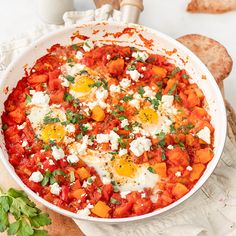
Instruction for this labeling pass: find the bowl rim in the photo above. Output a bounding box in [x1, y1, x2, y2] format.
[0, 21, 227, 223]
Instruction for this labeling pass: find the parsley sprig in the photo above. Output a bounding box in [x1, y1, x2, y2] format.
[0, 188, 51, 236]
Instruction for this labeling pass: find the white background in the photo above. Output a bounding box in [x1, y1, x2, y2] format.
[0, 0, 235, 110]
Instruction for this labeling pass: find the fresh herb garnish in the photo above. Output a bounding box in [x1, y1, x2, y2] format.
[0, 188, 51, 236]
[110, 198, 121, 205]
[42, 144, 51, 151]
[118, 138, 127, 149]
[64, 92, 73, 102]
[66, 111, 84, 124]
[138, 86, 145, 97]
[167, 83, 177, 95]
[161, 149, 166, 161]
[147, 166, 156, 174]
[182, 74, 189, 79]
[156, 132, 166, 148]
[122, 95, 133, 102]
[25, 94, 32, 104]
[89, 79, 108, 90]
[65, 75, 75, 83]
[43, 116, 60, 124]
[71, 44, 78, 50]
[174, 94, 182, 103]
[127, 65, 136, 71]
[170, 124, 176, 134]
[67, 58, 74, 63]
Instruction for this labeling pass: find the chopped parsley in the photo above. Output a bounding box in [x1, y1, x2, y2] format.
[156, 132, 166, 148]
[174, 94, 182, 103]
[167, 83, 177, 95]
[65, 75, 75, 83]
[69, 171, 75, 182]
[138, 86, 145, 97]
[64, 92, 73, 102]
[170, 124, 177, 134]
[42, 144, 51, 151]
[122, 95, 133, 102]
[127, 65, 136, 71]
[161, 149, 166, 161]
[66, 111, 84, 124]
[2, 124, 8, 131]
[110, 198, 121, 205]
[67, 58, 74, 63]
[43, 116, 60, 124]
[90, 79, 108, 90]
[147, 166, 156, 174]
[182, 74, 189, 79]
[71, 44, 78, 50]
[25, 94, 32, 104]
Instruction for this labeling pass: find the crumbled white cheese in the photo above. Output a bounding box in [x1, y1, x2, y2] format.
[96, 133, 110, 143]
[83, 40, 94, 52]
[132, 51, 149, 62]
[29, 89, 36, 95]
[120, 191, 131, 198]
[106, 54, 111, 60]
[126, 69, 141, 82]
[186, 166, 193, 171]
[196, 126, 211, 144]
[96, 88, 108, 101]
[161, 95, 174, 107]
[64, 136, 75, 144]
[31, 91, 50, 106]
[65, 124, 75, 133]
[65, 63, 85, 76]
[50, 182, 61, 196]
[67, 154, 79, 164]
[29, 171, 43, 183]
[76, 51, 83, 60]
[109, 131, 120, 150]
[84, 123, 92, 131]
[76, 135, 89, 155]
[52, 146, 65, 160]
[130, 137, 152, 157]
[119, 148, 128, 156]
[141, 66, 146, 71]
[175, 171, 182, 177]
[129, 99, 141, 109]
[17, 122, 26, 130]
[77, 203, 94, 217]
[21, 140, 28, 147]
[120, 119, 129, 128]
[48, 159, 55, 166]
[109, 84, 121, 93]
[167, 145, 174, 150]
[143, 86, 156, 99]
[119, 78, 131, 88]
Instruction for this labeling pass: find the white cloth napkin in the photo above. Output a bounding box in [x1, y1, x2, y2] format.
[1, 5, 236, 236]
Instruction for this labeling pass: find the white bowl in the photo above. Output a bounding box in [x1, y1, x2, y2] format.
[0, 21, 227, 223]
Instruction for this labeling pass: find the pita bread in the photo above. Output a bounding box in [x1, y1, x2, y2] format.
[177, 34, 233, 83]
[187, 0, 236, 13]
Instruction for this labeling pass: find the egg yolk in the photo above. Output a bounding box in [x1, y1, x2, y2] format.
[139, 107, 158, 124]
[70, 75, 94, 93]
[114, 158, 137, 178]
[41, 123, 66, 143]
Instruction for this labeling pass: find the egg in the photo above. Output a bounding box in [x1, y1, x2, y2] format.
[69, 75, 95, 99]
[136, 94, 177, 137]
[77, 150, 159, 192]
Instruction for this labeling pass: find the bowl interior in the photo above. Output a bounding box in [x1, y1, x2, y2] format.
[0, 22, 227, 223]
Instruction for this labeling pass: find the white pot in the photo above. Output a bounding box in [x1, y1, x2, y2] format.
[0, 22, 227, 223]
[35, 0, 75, 25]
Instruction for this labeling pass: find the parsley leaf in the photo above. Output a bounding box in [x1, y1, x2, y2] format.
[138, 86, 145, 97]
[122, 95, 133, 102]
[43, 116, 60, 124]
[71, 44, 78, 50]
[110, 198, 121, 205]
[65, 75, 75, 83]
[147, 167, 156, 174]
[25, 94, 32, 104]
[167, 83, 177, 95]
[0, 188, 51, 235]
[64, 92, 73, 102]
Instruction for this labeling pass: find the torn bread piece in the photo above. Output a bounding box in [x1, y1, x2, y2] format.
[177, 34, 233, 83]
[187, 0, 236, 13]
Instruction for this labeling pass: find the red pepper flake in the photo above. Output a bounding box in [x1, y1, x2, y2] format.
[163, 48, 177, 56]
[138, 34, 154, 49]
[92, 29, 100, 35]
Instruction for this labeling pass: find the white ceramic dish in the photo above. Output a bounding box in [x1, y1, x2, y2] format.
[0, 21, 227, 223]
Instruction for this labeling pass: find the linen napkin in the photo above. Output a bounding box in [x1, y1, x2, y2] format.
[1, 4, 236, 236]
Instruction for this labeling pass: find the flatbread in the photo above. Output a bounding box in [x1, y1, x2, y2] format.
[177, 34, 233, 83]
[187, 0, 236, 13]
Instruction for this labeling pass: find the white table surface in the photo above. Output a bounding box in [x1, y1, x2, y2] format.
[1, 0, 235, 110]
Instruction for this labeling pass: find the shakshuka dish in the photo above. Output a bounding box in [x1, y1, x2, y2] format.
[1, 40, 214, 218]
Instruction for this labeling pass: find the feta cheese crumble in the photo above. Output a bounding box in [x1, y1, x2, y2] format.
[175, 171, 182, 177]
[83, 40, 94, 52]
[196, 126, 211, 144]
[30, 91, 50, 106]
[29, 171, 43, 183]
[67, 154, 79, 164]
[50, 183, 61, 196]
[126, 69, 141, 82]
[76, 51, 83, 60]
[132, 51, 149, 62]
[120, 119, 129, 128]
[130, 137, 152, 157]
[120, 78, 131, 88]
[119, 148, 128, 156]
[109, 84, 121, 93]
[52, 146, 65, 160]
